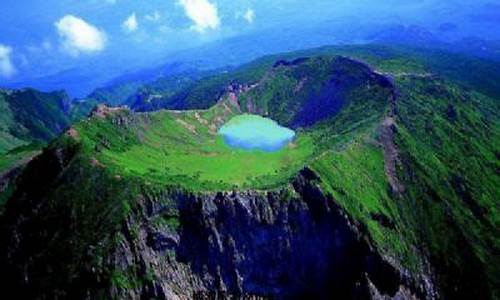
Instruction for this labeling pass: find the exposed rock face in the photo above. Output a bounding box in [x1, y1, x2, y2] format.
[108, 169, 431, 300]
[91, 104, 128, 119]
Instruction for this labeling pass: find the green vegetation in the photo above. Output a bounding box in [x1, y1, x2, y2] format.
[394, 76, 500, 298]
[0, 142, 43, 172]
[86, 81, 144, 107]
[75, 106, 316, 191]
[0, 89, 72, 145]
[312, 142, 420, 269]
[0, 89, 74, 175]
[131, 60, 272, 112]
[311, 73, 499, 298]
[284, 44, 500, 99]
[71, 56, 393, 191]
[1, 45, 499, 299]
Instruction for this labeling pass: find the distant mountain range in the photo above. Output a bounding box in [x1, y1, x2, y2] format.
[3, 22, 500, 99]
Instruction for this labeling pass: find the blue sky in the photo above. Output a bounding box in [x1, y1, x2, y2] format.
[0, 0, 497, 95]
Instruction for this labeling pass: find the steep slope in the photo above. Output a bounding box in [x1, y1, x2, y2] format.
[0, 88, 94, 212]
[393, 75, 499, 299]
[130, 62, 271, 112]
[0, 88, 71, 199]
[127, 44, 500, 116]
[0, 88, 72, 154]
[0, 50, 499, 299]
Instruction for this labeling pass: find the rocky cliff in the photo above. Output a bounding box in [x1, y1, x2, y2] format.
[107, 168, 438, 299]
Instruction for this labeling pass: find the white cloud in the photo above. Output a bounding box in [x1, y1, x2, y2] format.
[177, 0, 220, 33]
[145, 11, 161, 22]
[55, 15, 107, 56]
[0, 44, 16, 78]
[243, 9, 255, 23]
[122, 13, 139, 32]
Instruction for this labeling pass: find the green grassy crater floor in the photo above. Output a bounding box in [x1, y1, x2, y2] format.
[77, 104, 317, 191]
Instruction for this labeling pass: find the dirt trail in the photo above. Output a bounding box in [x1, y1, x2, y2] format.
[379, 116, 405, 194]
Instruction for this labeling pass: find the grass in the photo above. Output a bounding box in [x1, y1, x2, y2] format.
[0, 89, 74, 155]
[0, 93, 26, 154]
[392, 76, 500, 297]
[76, 104, 316, 191]
[0, 142, 44, 172]
[311, 140, 420, 270]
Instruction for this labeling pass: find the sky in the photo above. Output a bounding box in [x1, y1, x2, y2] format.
[0, 0, 498, 96]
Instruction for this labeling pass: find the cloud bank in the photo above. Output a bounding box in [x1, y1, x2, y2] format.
[55, 15, 107, 56]
[0, 44, 16, 78]
[177, 0, 220, 33]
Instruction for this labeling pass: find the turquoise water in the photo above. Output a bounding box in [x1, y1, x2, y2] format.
[218, 114, 296, 152]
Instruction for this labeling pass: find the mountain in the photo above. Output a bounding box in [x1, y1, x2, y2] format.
[129, 61, 270, 112]
[0, 88, 75, 169]
[371, 25, 441, 45]
[0, 88, 98, 212]
[0, 88, 72, 151]
[79, 61, 207, 109]
[4, 65, 124, 100]
[0, 46, 499, 299]
[127, 44, 500, 114]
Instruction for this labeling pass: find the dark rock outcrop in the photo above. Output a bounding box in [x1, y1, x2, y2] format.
[107, 169, 431, 300]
